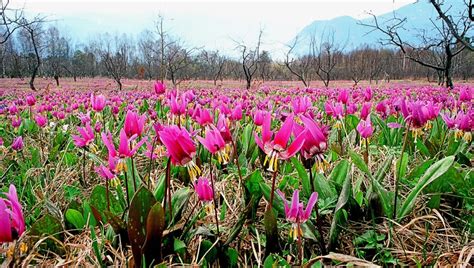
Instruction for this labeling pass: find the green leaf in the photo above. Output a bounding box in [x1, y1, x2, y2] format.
[264, 254, 276, 268]
[128, 187, 157, 268]
[371, 178, 393, 218]
[329, 164, 351, 250]
[264, 208, 280, 256]
[291, 157, 311, 198]
[313, 173, 337, 201]
[397, 156, 455, 219]
[416, 140, 431, 157]
[169, 187, 191, 225]
[30, 214, 64, 252]
[65, 209, 85, 230]
[375, 155, 394, 182]
[153, 173, 166, 202]
[329, 159, 350, 187]
[349, 150, 371, 178]
[174, 238, 187, 255]
[395, 152, 409, 180]
[89, 185, 123, 220]
[406, 159, 434, 181]
[245, 170, 263, 197]
[226, 248, 239, 267]
[143, 202, 166, 265]
[199, 239, 218, 265]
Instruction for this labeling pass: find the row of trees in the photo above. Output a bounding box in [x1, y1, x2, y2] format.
[0, 0, 473, 89]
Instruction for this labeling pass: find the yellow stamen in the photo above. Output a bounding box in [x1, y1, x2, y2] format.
[411, 128, 423, 143]
[186, 161, 201, 180]
[455, 130, 464, 141]
[116, 159, 128, 173]
[463, 132, 472, 143]
[110, 177, 121, 188]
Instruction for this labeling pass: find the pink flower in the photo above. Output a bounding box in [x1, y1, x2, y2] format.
[91, 94, 106, 112]
[159, 125, 200, 179]
[230, 104, 243, 121]
[194, 177, 213, 202]
[217, 114, 232, 144]
[459, 87, 472, 102]
[360, 102, 371, 120]
[124, 110, 146, 138]
[197, 126, 229, 164]
[95, 155, 117, 180]
[291, 96, 312, 115]
[194, 107, 213, 126]
[297, 115, 329, 161]
[253, 110, 267, 126]
[34, 114, 48, 128]
[8, 104, 18, 115]
[357, 118, 374, 139]
[363, 87, 372, 101]
[26, 95, 36, 106]
[11, 117, 21, 128]
[276, 189, 318, 239]
[337, 89, 349, 104]
[159, 126, 196, 166]
[72, 123, 95, 148]
[78, 112, 91, 125]
[0, 184, 25, 243]
[254, 113, 306, 172]
[11, 136, 23, 151]
[154, 81, 166, 94]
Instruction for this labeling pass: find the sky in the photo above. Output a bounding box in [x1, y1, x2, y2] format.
[11, 0, 416, 59]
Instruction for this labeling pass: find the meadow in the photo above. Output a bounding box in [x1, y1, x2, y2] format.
[0, 78, 472, 267]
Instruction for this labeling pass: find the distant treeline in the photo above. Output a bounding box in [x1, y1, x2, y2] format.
[1, 24, 473, 89]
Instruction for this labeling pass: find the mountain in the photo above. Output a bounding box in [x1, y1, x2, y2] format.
[291, 0, 470, 54]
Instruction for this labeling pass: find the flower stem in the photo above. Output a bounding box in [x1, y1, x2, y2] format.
[364, 138, 369, 165]
[231, 138, 243, 182]
[297, 221, 303, 266]
[269, 170, 278, 210]
[210, 156, 220, 236]
[147, 138, 157, 187]
[123, 169, 130, 208]
[308, 164, 327, 255]
[106, 179, 110, 211]
[393, 126, 410, 219]
[130, 155, 137, 191]
[81, 148, 86, 187]
[164, 158, 172, 218]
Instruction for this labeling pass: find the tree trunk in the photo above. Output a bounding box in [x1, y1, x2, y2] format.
[444, 44, 453, 89]
[29, 30, 41, 91]
[54, 75, 59, 86]
[116, 79, 122, 90]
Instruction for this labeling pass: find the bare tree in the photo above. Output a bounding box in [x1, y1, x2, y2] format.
[235, 29, 263, 89]
[165, 41, 195, 87]
[44, 26, 70, 86]
[138, 30, 158, 80]
[0, 0, 31, 44]
[155, 15, 172, 83]
[97, 34, 131, 90]
[283, 35, 315, 87]
[314, 31, 342, 87]
[199, 49, 227, 85]
[18, 16, 45, 91]
[361, 1, 472, 88]
[429, 0, 473, 51]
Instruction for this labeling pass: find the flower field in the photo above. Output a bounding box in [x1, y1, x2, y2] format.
[0, 78, 473, 266]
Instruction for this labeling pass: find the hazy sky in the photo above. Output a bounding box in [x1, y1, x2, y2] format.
[11, 0, 416, 58]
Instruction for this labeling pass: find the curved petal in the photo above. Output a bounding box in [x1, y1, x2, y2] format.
[274, 114, 294, 148]
[302, 192, 318, 221]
